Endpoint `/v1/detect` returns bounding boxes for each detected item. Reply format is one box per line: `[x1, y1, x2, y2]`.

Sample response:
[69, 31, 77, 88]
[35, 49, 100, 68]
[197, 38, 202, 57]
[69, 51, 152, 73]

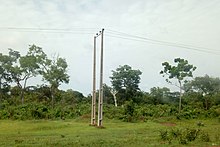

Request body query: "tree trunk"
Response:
[21, 77, 28, 105]
[205, 97, 208, 110]
[50, 86, 58, 108]
[179, 81, 182, 113]
[50, 87, 54, 108]
[110, 90, 118, 107]
[16, 81, 24, 105]
[113, 94, 118, 107]
[21, 85, 24, 105]
[21, 89, 24, 105]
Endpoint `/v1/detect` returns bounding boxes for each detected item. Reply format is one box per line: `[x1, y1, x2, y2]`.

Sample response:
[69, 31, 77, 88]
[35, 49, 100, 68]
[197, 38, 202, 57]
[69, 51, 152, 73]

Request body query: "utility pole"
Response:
[98, 28, 104, 127]
[90, 29, 104, 126]
[91, 36, 97, 125]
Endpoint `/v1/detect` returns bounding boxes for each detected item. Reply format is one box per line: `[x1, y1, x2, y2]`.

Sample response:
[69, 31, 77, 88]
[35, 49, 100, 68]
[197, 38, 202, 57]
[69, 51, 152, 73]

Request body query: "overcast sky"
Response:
[0, 0, 220, 95]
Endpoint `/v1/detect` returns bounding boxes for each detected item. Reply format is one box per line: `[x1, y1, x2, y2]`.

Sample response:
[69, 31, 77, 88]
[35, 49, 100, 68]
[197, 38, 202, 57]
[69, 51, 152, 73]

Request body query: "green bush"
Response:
[199, 131, 210, 142]
[122, 100, 136, 122]
[184, 128, 200, 142]
[103, 105, 123, 119]
[159, 127, 209, 145]
[159, 130, 169, 141]
[170, 128, 181, 139]
[0, 102, 91, 120]
[0, 98, 220, 121]
[0, 109, 10, 119]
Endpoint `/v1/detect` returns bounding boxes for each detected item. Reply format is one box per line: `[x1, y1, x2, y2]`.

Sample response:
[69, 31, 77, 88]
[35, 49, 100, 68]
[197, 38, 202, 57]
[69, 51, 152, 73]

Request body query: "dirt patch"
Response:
[160, 122, 176, 127]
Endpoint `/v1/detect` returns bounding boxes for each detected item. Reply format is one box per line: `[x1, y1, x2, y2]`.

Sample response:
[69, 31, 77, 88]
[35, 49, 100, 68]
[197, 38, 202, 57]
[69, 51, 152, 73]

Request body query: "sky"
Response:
[0, 0, 220, 95]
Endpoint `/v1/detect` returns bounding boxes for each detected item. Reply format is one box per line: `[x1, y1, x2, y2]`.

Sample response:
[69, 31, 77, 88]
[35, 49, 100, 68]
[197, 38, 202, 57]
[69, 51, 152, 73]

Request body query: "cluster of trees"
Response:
[0, 45, 220, 120]
[0, 45, 69, 105]
[103, 60, 220, 112]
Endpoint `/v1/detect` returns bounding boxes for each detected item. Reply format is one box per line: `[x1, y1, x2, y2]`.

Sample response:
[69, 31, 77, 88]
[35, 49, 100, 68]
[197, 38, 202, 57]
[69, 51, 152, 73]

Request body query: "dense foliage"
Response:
[1, 87, 220, 121]
[0, 45, 69, 105]
[0, 47, 220, 122]
[110, 65, 142, 105]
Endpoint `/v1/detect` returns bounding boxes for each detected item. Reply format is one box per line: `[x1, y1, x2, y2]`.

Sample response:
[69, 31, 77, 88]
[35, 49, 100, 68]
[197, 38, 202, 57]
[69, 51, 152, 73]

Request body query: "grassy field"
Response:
[0, 118, 219, 147]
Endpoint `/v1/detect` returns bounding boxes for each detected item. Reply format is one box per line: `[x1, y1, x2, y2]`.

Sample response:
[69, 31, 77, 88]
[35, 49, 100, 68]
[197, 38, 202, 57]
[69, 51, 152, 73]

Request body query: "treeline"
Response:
[0, 46, 220, 121]
[0, 86, 220, 121]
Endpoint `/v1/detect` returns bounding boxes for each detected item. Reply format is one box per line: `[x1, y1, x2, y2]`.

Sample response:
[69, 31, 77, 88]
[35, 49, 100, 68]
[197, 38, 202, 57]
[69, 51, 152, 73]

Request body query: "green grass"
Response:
[0, 118, 219, 147]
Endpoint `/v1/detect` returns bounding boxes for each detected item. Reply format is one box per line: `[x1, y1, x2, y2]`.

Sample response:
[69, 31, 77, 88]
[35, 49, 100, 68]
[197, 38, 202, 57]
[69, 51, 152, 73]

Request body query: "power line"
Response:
[0, 27, 98, 35]
[105, 29, 220, 55]
[2, 30, 94, 35]
[105, 34, 220, 55]
[106, 29, 220, 52]
[0, 27, 98, 31]
[0, 26, 219, 55]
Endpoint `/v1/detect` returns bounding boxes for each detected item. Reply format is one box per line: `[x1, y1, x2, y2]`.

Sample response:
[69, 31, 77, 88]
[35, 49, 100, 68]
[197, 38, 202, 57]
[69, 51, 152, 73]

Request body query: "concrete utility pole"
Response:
[91, 36, 97, 125]
[90, 29, 104, 126]
[98, 28, 104, 127]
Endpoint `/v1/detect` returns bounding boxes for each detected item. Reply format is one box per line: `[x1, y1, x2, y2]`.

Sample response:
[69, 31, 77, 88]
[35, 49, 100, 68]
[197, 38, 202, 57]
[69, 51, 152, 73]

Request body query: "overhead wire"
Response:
[1, 30, 94, 35]
[0, 27, 98, 31]
[105, 29, 220, 55]
[105, 34, 219, 55]
[0, 27, 98, 35]
[106, 29, 220, 52]
[0, 27, 219, 55]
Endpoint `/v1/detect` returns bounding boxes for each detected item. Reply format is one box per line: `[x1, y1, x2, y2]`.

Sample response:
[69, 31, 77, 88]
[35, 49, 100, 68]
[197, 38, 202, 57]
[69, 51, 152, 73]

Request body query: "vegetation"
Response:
[160, 58, 197, 113]
[0, 45, 69, 105]
[110, 65, 142, 105]
[0, 45, 220, 146]
[0, 119, 219, 146]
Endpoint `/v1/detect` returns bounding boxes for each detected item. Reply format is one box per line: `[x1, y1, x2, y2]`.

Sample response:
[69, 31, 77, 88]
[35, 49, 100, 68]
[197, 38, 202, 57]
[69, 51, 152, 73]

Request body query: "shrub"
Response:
[103, 105, 123, 119]
[170, 128, 181, 139]
[159, 127, 209, 145]
[122, 100, 136, 122]
[159, 130, 169, 141]
[199, 131, 210, 142]
[184, 128, 200, 142]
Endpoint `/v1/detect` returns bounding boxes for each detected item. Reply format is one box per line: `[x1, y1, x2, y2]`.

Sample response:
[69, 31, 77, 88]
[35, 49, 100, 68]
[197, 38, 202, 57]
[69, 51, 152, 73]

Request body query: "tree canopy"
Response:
[184, 75, 220, 109]
[185, 75, 220, 95]
[0, 44, 70, 105]
[160, 58, 196, 85]
[110, 65, 142, 104]
[160, 58, 196, 112]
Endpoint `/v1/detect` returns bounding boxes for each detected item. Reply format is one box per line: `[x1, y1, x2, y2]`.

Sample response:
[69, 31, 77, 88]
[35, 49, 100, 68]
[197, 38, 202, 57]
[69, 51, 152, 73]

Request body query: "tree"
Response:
[110, 65, 142, 104]
[3, 49, 23, 102]
[189, 75, 220, 95]
[7, 45, 43, 104]
[0, 52, 13, 99]
[39, 55, 70, 106]
[24, 45, 70, 106]
[184, 75, 220, 109]
[160, 58, 196, 113]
